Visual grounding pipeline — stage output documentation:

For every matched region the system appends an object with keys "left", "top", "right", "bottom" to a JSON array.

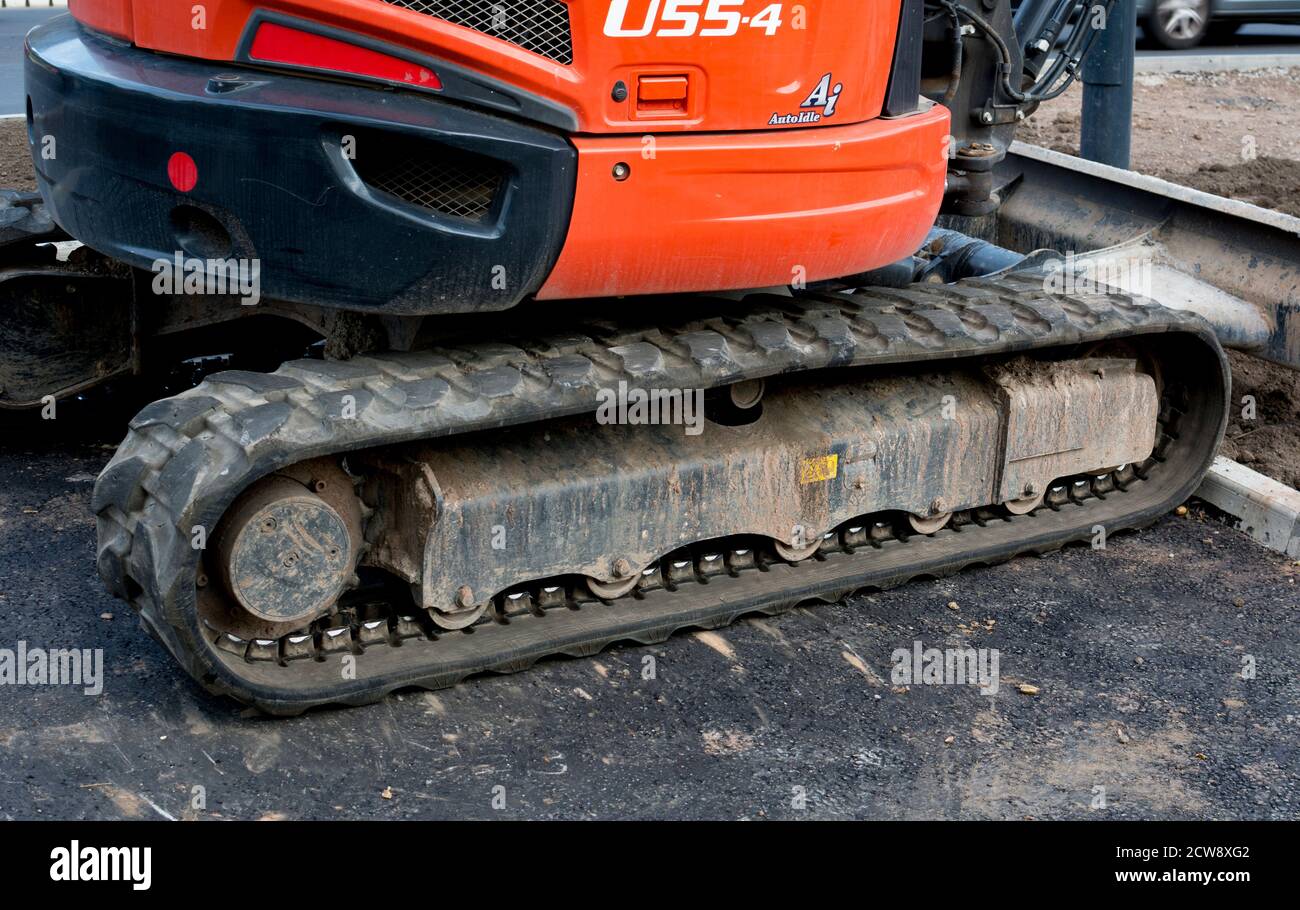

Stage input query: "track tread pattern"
[{"left": 93, "top": 279, "right": 1218, "bottom": 711}]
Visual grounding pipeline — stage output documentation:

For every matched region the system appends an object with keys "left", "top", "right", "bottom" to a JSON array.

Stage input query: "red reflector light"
[
  {"left": 249, "top": 23, "right": 442, "bottom": 90},
  {"left": 168, "top": 152, "right": 198, "bottom": 193}
]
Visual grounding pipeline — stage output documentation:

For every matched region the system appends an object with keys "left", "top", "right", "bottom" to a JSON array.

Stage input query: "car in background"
[{"left": 1141, "top": 0, "right": 1300, "bottom": 49}]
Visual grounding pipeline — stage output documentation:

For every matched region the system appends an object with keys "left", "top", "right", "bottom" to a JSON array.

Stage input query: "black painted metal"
[
  {"left": 24, "top": 16, "right": 577, "bottom": 316},
  {"left": 919, "top": 227, "right": 1027, "bottom": 282},
  {"left": 883, "top": 0, "right": 927, "bottom": 117},
  {"left": 994, "top": 147, "right": 1300, "bottom": 369},
  {"left": 1081, "top": 0, "right": 1136, "bottom": 167},
  {"left": 924, "top": 0, "right": 1026, "bottom": 216}
]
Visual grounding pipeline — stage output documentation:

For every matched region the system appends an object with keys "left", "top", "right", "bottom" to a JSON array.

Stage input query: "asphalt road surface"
[
  {"left": 0, "top": 414, "right": 1296, "bottom": 820},
  {"left": 0, "top": 8, "right": 58, "bottom": 116}
]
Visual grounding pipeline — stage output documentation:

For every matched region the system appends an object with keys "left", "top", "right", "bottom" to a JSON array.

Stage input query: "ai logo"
[
  {"left": 801, "top": 73, "right": 844, "bottom": 118},
  {"left": 769, "top": 72, "right": 844, "bottom": 126}
]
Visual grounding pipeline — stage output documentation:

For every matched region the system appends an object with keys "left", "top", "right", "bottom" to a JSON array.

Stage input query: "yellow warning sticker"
[{"left": 799, "top": 454, "right": 839, "bottom": 485}]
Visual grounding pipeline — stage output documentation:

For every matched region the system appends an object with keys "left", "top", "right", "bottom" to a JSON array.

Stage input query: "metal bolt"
[
  {"left": 455, "top": 585, "right": 475, "bottom": 609},
  {"left": 1015, "top": 110, "right": 1025, "bottom": 121},
  {"left": 260, "top": 517, "right": 277, "bottom": 533},
  {"left": 612, "top": 162, "right": 631, "bottom": 181},
  {"left": 611, "top": 80, "right": 629, "bottom": 102},
  {"left": 613, "top": 558, "right": 633, "bottom": 579},
  {"left": 1033, "top": 38, "right": 1051, "bottom": 52},
  {"left": 981, "top": 111, "right": 994, "bottom": 124}
]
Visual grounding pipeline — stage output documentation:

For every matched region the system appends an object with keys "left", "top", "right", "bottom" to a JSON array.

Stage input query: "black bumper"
[{"left": 24, "top": 16, "right": 576, "bottom": 314}]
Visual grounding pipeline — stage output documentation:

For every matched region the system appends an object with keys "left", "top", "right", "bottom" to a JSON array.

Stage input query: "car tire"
[
  {"left": 1145, "top": 0, "right": 1212, "bottom": 50},
  {"left": 1205, "top": 19, "right": 1243, "bottom": 43}
]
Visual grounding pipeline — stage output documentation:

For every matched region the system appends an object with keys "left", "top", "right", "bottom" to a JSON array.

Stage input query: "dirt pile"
[
  {"left": 1023, "top": 67, "right": 1300, "bottom": 180},
  {"left": 1172, "top": 157, "right": 1300, "bottom": 218},
  {"left": 1220, "top": 350, "right": 1300, "bottom": 490},
  {"left": 0, "top": 118, "right": 34, "bottom": 192},
  {"left": 1020, "top": 67, "right": 1300, "bottom": 218},
  {"left": 1017, "top": 110, "right": 1080, "bottom": 157}
]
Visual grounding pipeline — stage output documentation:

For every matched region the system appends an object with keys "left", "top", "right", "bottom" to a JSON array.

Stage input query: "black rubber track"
[{"left": 92, "top": 277, "right": 1230, "bottom": 713}]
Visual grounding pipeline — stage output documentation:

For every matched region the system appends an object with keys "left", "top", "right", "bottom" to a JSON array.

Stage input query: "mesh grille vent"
[
  {"left": 353, "top": 134, "right": 506, "bottom": 222},
  {"left": 381, "top": 0, "right": 573, "bottom": 64}
]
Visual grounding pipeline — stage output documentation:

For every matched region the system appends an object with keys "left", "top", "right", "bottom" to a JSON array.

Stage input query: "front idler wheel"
[{"left": 208, "top": 460, "right": 363, "bottom": 639}]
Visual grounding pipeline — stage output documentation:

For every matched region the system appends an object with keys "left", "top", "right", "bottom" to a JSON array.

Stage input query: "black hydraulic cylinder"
[
  {"left": 1080, "top": 0, "right": 1136, "bottom": 168},
  {"left": 921, "top": 228, "right": 1026, "bottom": 283}
]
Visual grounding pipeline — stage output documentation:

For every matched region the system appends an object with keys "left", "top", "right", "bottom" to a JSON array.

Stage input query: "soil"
[
  {"left": 0, "top": 117, "right": 33, "bottom": 192},
  {"left": 1185, "top": 156, "right": 1300, "bottom": 216},
  {"left": 1222, "top": 350, "right": 1300, "bottom": 489},
  {"left": 1018, "top": 67, "right": 1300, "bottom": 217}
]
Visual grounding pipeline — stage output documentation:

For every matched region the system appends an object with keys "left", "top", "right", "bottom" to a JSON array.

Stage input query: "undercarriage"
[{"left": 92, "top": 278, "right": 1227, "bottom": 713}]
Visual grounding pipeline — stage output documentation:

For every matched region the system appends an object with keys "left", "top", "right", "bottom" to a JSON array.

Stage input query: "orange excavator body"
[{"left": 43, "top": 1, "right": 948, "bottom": 304}]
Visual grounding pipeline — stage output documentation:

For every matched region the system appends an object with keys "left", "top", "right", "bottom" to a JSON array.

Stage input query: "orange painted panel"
[
  {"left": 71, "top": 0, "right": 905, "bottom": 133},
  {"left": 537, "top": 102, "right": 950, "bottom": 300},
  {"left": 67, "top": 0, "right": 133, "bottom": 39}
]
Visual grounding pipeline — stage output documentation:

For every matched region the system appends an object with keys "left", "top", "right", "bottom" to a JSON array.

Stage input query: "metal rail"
[{"left": 974, "top": 142, "right": 1300, "bottom": 371}]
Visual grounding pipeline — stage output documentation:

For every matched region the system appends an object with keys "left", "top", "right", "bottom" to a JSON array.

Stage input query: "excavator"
[{"left": 4, "top": 0, "right": 1288, "bottom": 713}]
